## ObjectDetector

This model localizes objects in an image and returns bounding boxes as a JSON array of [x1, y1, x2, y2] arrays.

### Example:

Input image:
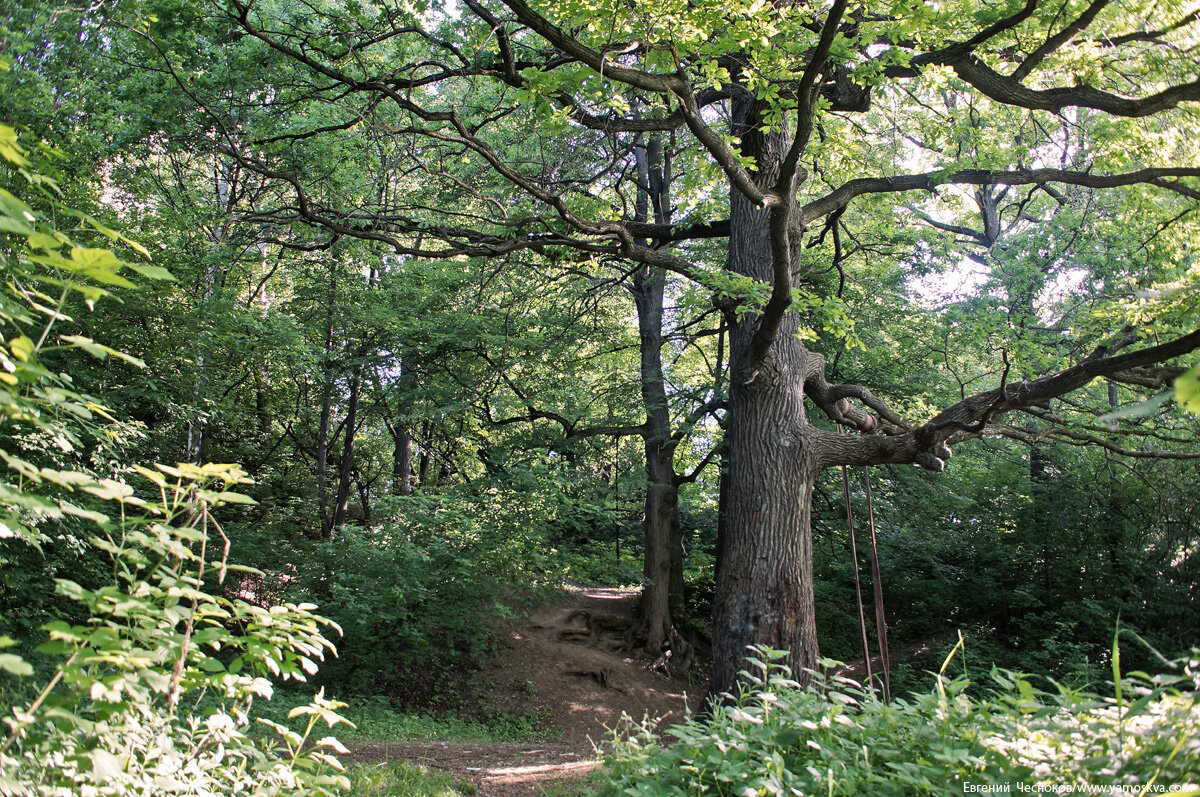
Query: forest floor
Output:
[[347, 587, 954, 795], [349, 585, 701, 795]]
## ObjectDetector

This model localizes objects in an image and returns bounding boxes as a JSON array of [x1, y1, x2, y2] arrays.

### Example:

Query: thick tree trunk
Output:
[[712, 336, 820, 695], [710, 100, 820, 697]]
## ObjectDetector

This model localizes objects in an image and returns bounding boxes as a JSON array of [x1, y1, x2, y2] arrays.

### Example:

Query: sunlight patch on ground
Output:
[[482, 760, 600, 784], [567, 702, 615, 717], [580, 587, 638, 601]]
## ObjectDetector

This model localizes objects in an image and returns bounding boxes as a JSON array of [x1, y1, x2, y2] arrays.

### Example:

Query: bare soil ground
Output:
[[351, 585, 701, 795], [350, 740, 601, 796]]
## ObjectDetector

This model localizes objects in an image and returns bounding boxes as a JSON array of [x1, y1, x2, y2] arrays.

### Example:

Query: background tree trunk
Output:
[[630, 133, 687, 655], [332, 359, 364, 529], [632, 265, 681, 653], [316, 265, 338, 538]]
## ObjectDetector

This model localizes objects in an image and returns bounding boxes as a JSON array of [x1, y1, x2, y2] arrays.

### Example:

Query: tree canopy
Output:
[[1, 0, 1199, 791], [169, 0, 1200, 690]]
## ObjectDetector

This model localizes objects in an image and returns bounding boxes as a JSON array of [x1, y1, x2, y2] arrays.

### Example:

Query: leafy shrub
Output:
[[598, 642, 1200, 796], [309, 471, 628, 703], [311, 520, 498, 699], [0, 126, 351, 795]]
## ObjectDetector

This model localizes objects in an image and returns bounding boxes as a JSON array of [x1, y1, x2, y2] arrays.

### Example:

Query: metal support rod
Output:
[[862, 466, 892, 703], [838, 424, 874, 692]]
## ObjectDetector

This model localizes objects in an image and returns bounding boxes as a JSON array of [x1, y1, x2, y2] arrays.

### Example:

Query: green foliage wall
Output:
[[0, 124, 353, 796]]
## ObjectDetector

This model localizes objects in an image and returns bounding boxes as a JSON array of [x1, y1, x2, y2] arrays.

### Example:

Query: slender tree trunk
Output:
[[390, 357, 416, 495], [631, 133, 684, 654], [186, 157, 233, 462], [417, 421, 432, 487], [332, 359, 364, 529], [640, 441, 676, 653], [316, 267, 337, 538], [316, 381, 332, 536], [394, 426, 413, 495], [254, 363, 271, 438], [633, 274, 678, 652], [357, 474, 372, 520], [710, 99, 820, 696], [668, 500, 685, 609]]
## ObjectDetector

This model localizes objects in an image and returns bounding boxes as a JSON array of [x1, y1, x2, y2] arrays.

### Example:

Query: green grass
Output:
[[254, 688, 555, 743], [344, 760, 607, 797], [347, 761, 477, 796]]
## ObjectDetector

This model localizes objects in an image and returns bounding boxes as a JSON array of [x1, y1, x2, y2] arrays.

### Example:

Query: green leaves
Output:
[[55, 335, 146, 367], [0, 125, 30, 167], [600, 645, 1200, 796], [0, 636, 32, 676], [2, 457, 348, 793], [1175, 365, 1200, 415]]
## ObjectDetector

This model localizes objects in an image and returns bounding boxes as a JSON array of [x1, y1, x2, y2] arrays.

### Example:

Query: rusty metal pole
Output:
[[838, 424, 874, 693], [862, 467, 892, 703]]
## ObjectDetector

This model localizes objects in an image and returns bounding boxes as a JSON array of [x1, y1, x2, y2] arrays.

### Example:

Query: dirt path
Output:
[[350, 585, 700, 795], [347, 588, 958, 794], [351, 741, 601, 796]]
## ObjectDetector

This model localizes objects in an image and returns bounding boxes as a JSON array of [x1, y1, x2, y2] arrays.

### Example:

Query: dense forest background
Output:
[[1, 0, 1199, 793]]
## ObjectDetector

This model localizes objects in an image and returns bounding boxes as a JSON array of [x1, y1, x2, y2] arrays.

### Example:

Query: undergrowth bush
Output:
[[599, 641, 1200, 796], [310, 517, 501, 700], [309, 473, 635, 703]]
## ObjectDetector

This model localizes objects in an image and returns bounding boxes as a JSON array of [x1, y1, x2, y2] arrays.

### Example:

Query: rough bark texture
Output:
[[711, 99, 819, 697]]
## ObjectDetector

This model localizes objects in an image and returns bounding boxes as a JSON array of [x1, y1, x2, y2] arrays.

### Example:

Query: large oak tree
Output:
[[194, 0, 1200, 694]]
